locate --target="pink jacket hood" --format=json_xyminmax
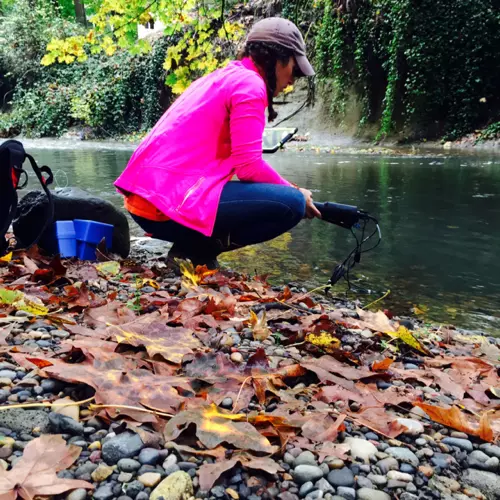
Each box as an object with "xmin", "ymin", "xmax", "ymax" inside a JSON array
[{"xmin": 114, "ymin": 57, "xmax": 290, "ymax": 236}]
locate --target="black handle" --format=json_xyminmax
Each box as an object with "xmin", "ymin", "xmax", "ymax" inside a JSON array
[{"xmin": 314, "ymin": 202, "xmax": 361, "ymax": 229}]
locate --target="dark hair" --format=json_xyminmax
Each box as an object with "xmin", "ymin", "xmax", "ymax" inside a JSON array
[{"xmin": 241, "ymin": 41, "xmax": 294, "ymax": 122}]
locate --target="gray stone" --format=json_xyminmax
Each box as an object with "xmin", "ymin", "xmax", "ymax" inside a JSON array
[
  {"xmin": 315, "ymin": 478, "xmax": 335, "ymax": 494},
  {"xmin": 294, "ymin": 465, "xmax": 324, "ymax": 484},
  {"xmin": 137, "ymin": 448, "xmax": 160, "ymax": 466},
  {"xmin": 387, "ymin": 479, "xmax": 409, "ymax": 488},
  {"xmin": 0, "ymin": 370, "xmax": 17, "ymax": 380},
  {"xmin": 40, "ymin": 379, "xmax": 62, "ymax": 393},
  {"xmin": 284, "ymin": 452, "xmax": 296, "ymax": 465},
  {"xmin": 430, "ymin": 453, "xmax": 457, "ymax": 470},
  {"xmin": 163, "ymin": 464, "xmax": 180, "ymax": 476},
  {"xmin": 102, "ymin": 432, "xmax": 144, "ymax": 464},
  {"xmin": 399, "ymin": 495, "xmax": 418, "ymax": 500},
  {"xmin": 367, "ymin": 474, "xmax": 387, "ymax": 487},
  {"xmin": 468, "ymin": 450, "xmax": 499, "ymax": 471},
  {"xmin": 481, "ymin": 444, "xmax": 500, "ymax": 460},
  {"xmin": 221, "ymin": 397, "xmax": 233, "ymax": 409},
  {"xmin": 295, "ymin": 451, "xmax": 318, "ymax": 467},
  {"xmin": 385, "ymin": 447, "xmax": 419, "ymax": 467},
  {"xmin": 118, "ymin": 472, "xmax": 134, "ymax": 483},
  {"xmin": 117, "ymin": 458, "xmax": 141, "ymax": 472},
  {"xmin": 122, "ymin": 480, "xmax": 144, "ymax": 499},
  {"xmin": 463, "ymin": 469, "xmax": 500, "ymax": 498},
  {"xmin": 305, "ymin": 491, "xmax": 323, "ymax": 500},
  {"xmin": 0, "ymin": 408, "xmax": 50, "ymax": 434},
  {"xmin": 336, "ymin": 487, "xmax": 355, "ymax": 500},
  {"xmin": 299, "ymin": 482, "xmax": 315, "ymax": 497},
  {"xmin": 376, "ymin": 457, "xmax": 399, "ymax": 474},
  {"xmin": 93, "ymin": 484, "xmax": 114, "ymax": 500},
  {"xmin": 357, "ymin": 489, "xmax": 390, "ymax": 500},
  {"xmin": 442, "ymin": 437, "xmax": 473, "ymax": 452},
  {"xmin": 0, "ymin": 390, "xmax": 9, "ymax": 403},
  {"xmin": 327, "ymin": 468, "xmax": 354, "ymax": 487},
  {"xmin": 66, "ymin": 488, "xmax": 87, "ymax": 500},
  {"xmin": 356, "ymin": 476, "xmax": 373, "ymax": 489},
  {"xmin": 48, "ymin": 412, "xmax": 84, "ymax": 435},
  {"xmin": 14, "ymin": 188, "xmax": 130, "ymax": 257},
  {"xmin": 75, "ymin": 462, "xmax": 98, "ymax": 481}
]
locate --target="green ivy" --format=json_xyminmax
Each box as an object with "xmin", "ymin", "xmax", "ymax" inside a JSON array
[{"xmin": 314, "ymin": 0, "xmax": 500, "ymax": 140}]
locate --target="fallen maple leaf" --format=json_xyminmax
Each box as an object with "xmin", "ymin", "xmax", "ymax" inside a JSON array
[
  {"xmin": 415, "ymin": 402, "xmax": 495, "ymax": 441},
  {"xmin": 198, "ymin": 452, "xmax": 283, "ymax": 490},
  {"xmin": 164, "ymin": 404, "xmax": 278, "ymax": 454},
  {"xmin": 302, "ymin": 413, "xmax": 346, "ymax": 442},
  {"xmin": 0, "ymin": 434, "xmax": 93, "ymax": 500},
  {"xmin": 385, "ymin": 326, "xmax": 431, "ymax": 356}
]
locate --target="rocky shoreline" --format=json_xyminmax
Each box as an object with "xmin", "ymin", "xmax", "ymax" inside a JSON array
[{"xmin": 0, "ymin": 247, "xmax": 499, "ymax": 500}]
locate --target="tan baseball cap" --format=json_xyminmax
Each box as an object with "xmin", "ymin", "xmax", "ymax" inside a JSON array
[{"xmin": 246, "ymin": 17, "xmax": 315, "ymax": 77}]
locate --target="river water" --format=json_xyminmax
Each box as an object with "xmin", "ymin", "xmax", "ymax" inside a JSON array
[{"xmin": 16, "ymin": 142, "xmax": 500, "ymax": 333}]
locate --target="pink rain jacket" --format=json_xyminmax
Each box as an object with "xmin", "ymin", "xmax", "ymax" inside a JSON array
[{"xmin": 114, "ymin": 57, "xmax": 291, "ymax": 236}]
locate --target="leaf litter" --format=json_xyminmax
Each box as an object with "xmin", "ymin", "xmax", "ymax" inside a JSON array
[{"xmin": 0, "ymin": 247, "xmax": 499, "ymax": 493}]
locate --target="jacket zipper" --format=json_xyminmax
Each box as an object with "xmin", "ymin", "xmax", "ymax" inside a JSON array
[{"xmin": 176, "ymin": 176, "xmax": 205, "ymax": 212}]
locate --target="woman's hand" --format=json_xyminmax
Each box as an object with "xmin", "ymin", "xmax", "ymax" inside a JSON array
[{"xmin": 299, "ymin": 188, "xmax": 322, "ymax": 219}]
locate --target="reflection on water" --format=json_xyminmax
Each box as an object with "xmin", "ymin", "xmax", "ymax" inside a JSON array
[{"xmin": 19, "ymin": 145, "xmax": 500, "ymax": 333}]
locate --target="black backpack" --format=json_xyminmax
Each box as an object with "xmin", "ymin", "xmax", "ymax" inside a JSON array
[{"xmin": 0, "ymin": 140, "xmax": 54, "ymax": 257}]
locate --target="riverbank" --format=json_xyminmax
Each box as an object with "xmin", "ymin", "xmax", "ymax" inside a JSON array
[{"xmin": 0, "ymin": 247, "xmax": 499, "ymax": 499}]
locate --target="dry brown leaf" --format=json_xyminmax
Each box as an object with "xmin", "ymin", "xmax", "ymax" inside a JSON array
[
  {"xmin": 164, "ymin": 404, "xmax": 278, "ymax": 454},
  {"xmin": 198, "ymin": 452, "xmax": 284, "ymax": 490},
  {"xmin": 414, "ymin": 402, "xmax": 495, "ymax": 441},
  {"xmin": 0, "ymin": 434, "xmax": 93, "ymax": 500},
  {"xmin": 301, "ymin": 413, "xmax": 346, "ymax": 442}
]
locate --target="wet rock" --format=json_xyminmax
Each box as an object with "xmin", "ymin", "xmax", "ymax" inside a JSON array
[
  {"xmin": 0, "ymin": 409, "xmax": 50, "ymax": 434},
  {"xmin": 376, "ymin": 457, "xmax": 399, "ymax": 474},
  {"xmin": 66, "ymin": 489, "xmax": 88, "ymax": 500},
  {"xmin": 327, "ymin": 468, "xmax": 354, "ymax": 487},
  {"xmin": 117, "ymin": 458, "xmax": 141, "ymax": 472},
  {"xmin": 14, "ymin": 188, "xmax": 130, "ymax": 257},
  {"xmin": 93, "ymin": 484, "xmax": 114, "ymax": 500},
  {"xmin": 336, "ymin": 487, "xmax": 355, "ymax": 500},
  {"xmin": 91, "ymin": 464, "xmax": 114, "ymax": 482},
  {"xmin": 102, "ymin": 432, "xmax": 144, "ymax": 464},
  {"xmin": 137, "ymin": 448, "xmax": 160, "ymax": 466},
  {"xmin": 357, "ymin": 489, "xmax": 390, "ymax": 500},
  {"xmin": 468, "ymin": 450, "xmax": 499, "ymax": 472},
  {"xmin": 150, "ymin": 471, "xmax": 194, "ymax": 500},
  {"xmin": 344, "ymin": 437, "xmax": 377, "ymax": 463},
  {"xmin": 294, "ymin": 465, "xmax": 324, "ymax": 484},
  {"xmin": 49, "ymin": 412, "xmax": 84, "ymax": 435},
  {"xmin": 385, "ymin": 447, "xmax": 419, "ymax": 467},
  {"xmin": 442, "ymin": 437, "xmax": 473, "ymax": 452},
  {"xmin": 295, "ymin": 451, "xmax": 318, "ymax": 467},
  {"xmin": 463, "ymin": 469, "xmax": 500, "ymax": 498},
  {"xmin": 299, "ymin": 482, "xmax": 314, "ymax": 497}
]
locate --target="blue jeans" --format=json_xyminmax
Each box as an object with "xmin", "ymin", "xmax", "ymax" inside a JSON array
[{"xmin": 131, "ymin": 182, "xmax": 306, "ymax": 259}]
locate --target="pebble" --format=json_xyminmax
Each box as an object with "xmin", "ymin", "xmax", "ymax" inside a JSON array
[
  {"xmin": 344, "ymin": 437, "xmax": 377, "ymax": 463},
  {"xmin": 367, "ymin": 473, "xmax": 387, "ymax": 487},
  {"xmin": 91, "ymin": 464, "xmax": 114, "ymax": 482},
  {"xmin": 387, "ymin": 470, "xmax": 413, "ymax": 482},
  {"xmin": 118, "ymin": 458, "xmax": 142, "ymax": 472},
  {"xmin": 480, "ymin": 444, "xmax": 500, "ymax": 459},
  {"xmin": 294, "ymin": 465, "xmax": 324, "ymax": 484},
  {"xmin": 356, "ymin": 476, "xmax": 373, "ymax": 489},
  {"xmin": 295, "ymin": 451, "xmax": 318, "ymax": 467},
  {"xmin": 418, "ymin": 465, "xmax": 434, "ymax": 477},
  {"xmin": 376, "ymin": 457, "xmax": 399, "ymax": 474},
  {"xmin": 221, "ymin": 397, "xmax": 233, "ymax": 409},
  {"xmin": 66, "ymin": 489, "xmax": 87, "ymax": 500},
  {"xmin": 122, "ymin": 480, "xmax": 144, "ymax": 498},
  {"xmin": 315, "ymin": 478, "xmax": 335, "ymax": 494},
  {"xmin": 468, "ymin": 450, "xmax": 499, "ymax": 471},
  {"xmin": 230, "ymin": 352, "xmax": 244, "ymax": 363},
  {"xmin": 387, "ymin": 479, "xmax": 409, "ymax": 489},
  {"xmin": 48, "ymin": 412, "xmax": 84, "ymax": 435},
  {"xmin": 358, "ymin": 490, "xmax": 390, "ymax": 500},
  {"xmin": 118, "ymin": 472, "xmax": 134, "ymax": 482},
  {"xmin": 75, "ymin": 462, "xmax": 98, "ymax": 480},
  {"xmin": 138, "ymin": 472, "xmax": 162, "ymax": 487},
  {"xmin": 226, "ymin": 487, "xmax": 239, "ymax": 499},
  {"xmin": 325, "ymin": 458, "xmax": 345, "ymax": 470},
  {"xmin": 0, "ymin": 370, "xmax": 17, "ymax": 380},
  {"xmin": 462, "ymin": 469, "xmax": 500, "ymax": 499},
  {"xmin": 396, "ymin": 418, "xmax": 424, "ymax": 436},
  {"xmin": 93, "ymin": 484, "xmax": 114, "ymax": 500},
  {"xmin": 430, "ymin": 453, "xmax": 457, "ymax": 469},
  {"xmin": 336, "ymin": 487, "xmax": 355, "ymax": 500},
  {"xmin": 138, "ymin": 448, "xmax": 160, "ymax": 465},
  {"xmin": 102, "ymin": 431, "xmax": 144, "ymax": 464},
  {"xmin": 415, "ymin": 438, "xmax": 426, "ymax": 446},
  {"xmin": 299, "ymin": 482, "xmax": 314, "ymax": 497},
  {"xmin": 385, "ymin": 447, "xmax": 419, "ymax": 467},
  {"xmin": 327, "ymin": 468, "xmax": 354, "ymax": 487},
  {"xmin": 150, "ymin": 471, "xmax": 194, "ymax": 500},
  {"xmin": 442, "ymin": 437, "xmax": 473, "ymax": 452},
  {"xmin": 305, "ymin": 491, "xmax": 323, "ymax": 500}
]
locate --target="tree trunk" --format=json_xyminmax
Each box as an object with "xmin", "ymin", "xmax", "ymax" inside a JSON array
[{"xmin": 74, "ymin": 0, "xmax": 87, "ymax": 26}]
